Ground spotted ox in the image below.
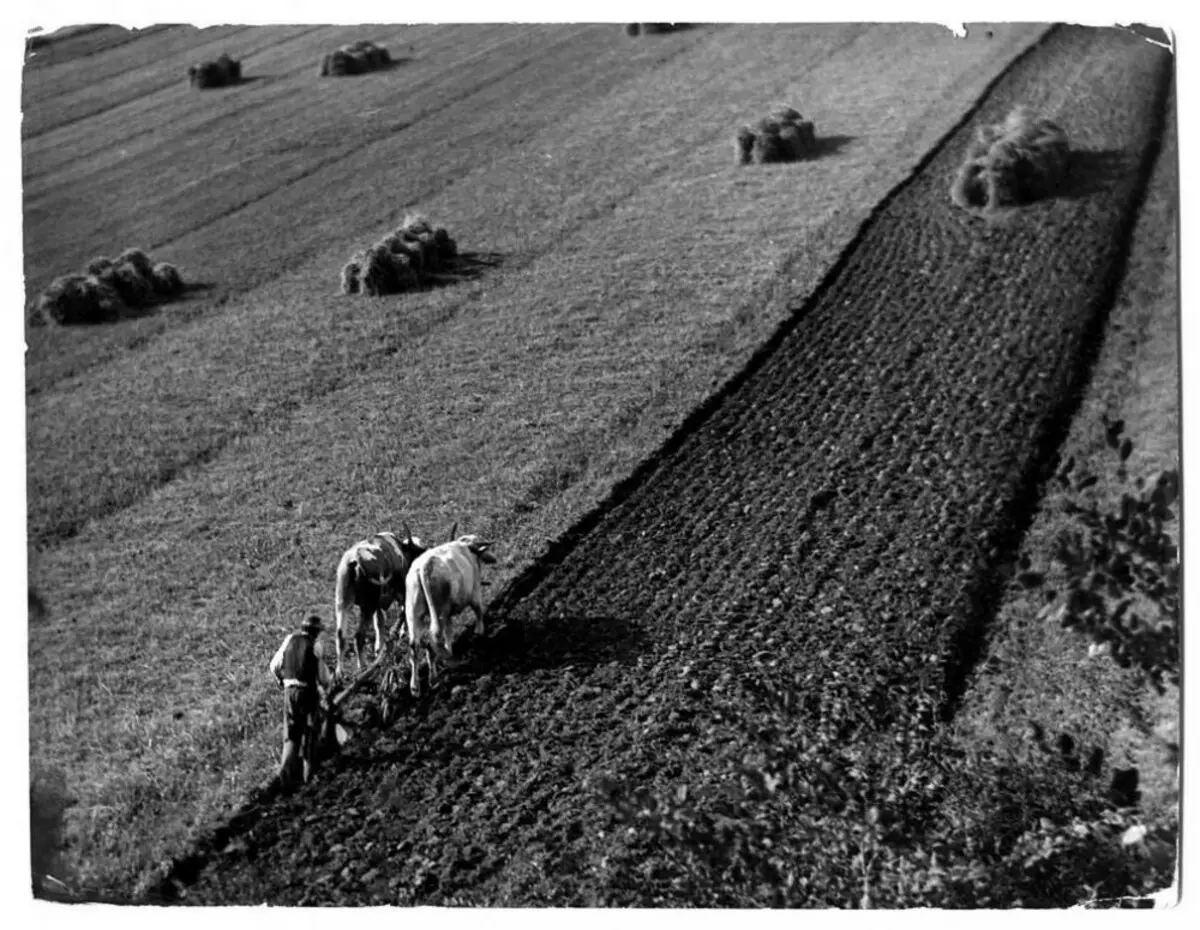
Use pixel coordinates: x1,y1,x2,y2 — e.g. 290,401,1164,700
334,526,426,678
404,532,498,697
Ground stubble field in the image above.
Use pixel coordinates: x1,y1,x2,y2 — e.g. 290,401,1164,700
24,22,1176,905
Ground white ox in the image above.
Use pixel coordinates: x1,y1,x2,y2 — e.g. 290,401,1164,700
334,525,426,678
404,533,498,697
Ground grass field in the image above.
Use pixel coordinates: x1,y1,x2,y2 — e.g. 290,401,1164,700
23,21,1177,905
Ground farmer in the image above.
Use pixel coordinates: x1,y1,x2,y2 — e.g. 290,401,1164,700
269,615,333,791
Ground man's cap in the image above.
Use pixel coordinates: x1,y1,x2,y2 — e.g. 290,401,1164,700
301,615,324,633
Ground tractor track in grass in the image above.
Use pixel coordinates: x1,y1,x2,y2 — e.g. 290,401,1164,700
162,26,1172,906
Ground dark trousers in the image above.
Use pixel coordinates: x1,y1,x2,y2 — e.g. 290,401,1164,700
279,685,319,791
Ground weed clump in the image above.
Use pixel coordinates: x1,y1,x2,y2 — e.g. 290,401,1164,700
340,214,460,298
29,248,188,326
736,106,818,165
320,40,391,76
188,53,242,89
952,105,1071,210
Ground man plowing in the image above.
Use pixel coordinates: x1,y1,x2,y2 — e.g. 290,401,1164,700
269,615,334,791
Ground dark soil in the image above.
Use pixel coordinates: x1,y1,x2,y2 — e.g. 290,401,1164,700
167,26,1172,906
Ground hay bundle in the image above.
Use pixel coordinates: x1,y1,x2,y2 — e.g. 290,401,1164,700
107,261,155,307
150,262,185,297
116,247,155,280
399,213,434,239
349,39,390,69
951,105,1071,210
33,274,124,325
360,245,421,296
383,235,426,276
432,227,457,260
320,39,391,77
734,126,755,165
341,257,363,295
738,107,819,165
189,53,242,89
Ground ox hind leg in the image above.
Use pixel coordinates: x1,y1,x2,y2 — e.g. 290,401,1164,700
408,637,420,697
425,642,440,688
471,596,487,638
372,607,390,660
353,605,374,673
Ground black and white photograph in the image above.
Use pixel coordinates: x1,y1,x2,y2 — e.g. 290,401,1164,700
9,0,1189,913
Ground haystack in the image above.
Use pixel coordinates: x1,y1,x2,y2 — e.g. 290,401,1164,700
951,105,1071,210
340,216,461,298
189,53,242,89
736,107,819,165
31,247,187,326
320,39,391,77
626,23,686,36
33,274,123,325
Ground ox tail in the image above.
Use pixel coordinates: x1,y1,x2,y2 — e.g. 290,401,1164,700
417,563,453,660
334,558,359,674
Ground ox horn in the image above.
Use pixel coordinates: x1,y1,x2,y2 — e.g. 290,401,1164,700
402,520,414,542
449,522,458,541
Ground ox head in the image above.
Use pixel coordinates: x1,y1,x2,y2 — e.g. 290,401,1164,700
399,520,427,565
459,534,498,565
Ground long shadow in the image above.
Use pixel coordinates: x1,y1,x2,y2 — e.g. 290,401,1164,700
323,57,414,77
1055,149,1134,200
634,24,695,35
810,134,857,159
420,250,506,292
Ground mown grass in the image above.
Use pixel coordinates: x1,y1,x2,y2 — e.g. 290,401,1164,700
25,24,1046,896
24,23,708,391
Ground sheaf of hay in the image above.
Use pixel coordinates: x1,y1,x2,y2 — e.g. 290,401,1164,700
33,273,125,325
359,245,419,296
399,213,434,239
116,247,155,279
768,105,802,124
951,105,1071,211
189,54,241,89
751,121,784,164
387,237,425,277
150,262,185,297
109,261,155,307
734,126,755,165
433,227,457,260
340,257,363,295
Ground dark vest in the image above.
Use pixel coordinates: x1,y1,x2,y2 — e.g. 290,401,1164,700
280,633,319,684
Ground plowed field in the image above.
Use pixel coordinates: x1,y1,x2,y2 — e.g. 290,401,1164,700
166,26,1172,906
